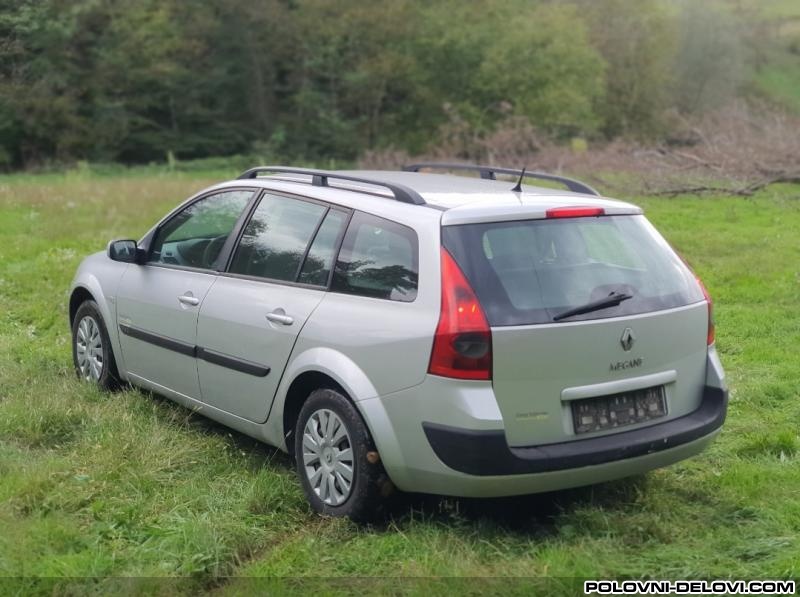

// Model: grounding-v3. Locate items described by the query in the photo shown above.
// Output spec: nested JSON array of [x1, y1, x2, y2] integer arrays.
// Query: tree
[[580, 0, 677, 137], [475, 3, 606, 136], [672, 0, 747, 114]]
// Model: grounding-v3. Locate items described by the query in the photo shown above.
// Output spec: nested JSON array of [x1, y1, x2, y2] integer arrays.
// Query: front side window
[[229, 193, 327, 282], [332, 212, 418, 302], [148, 190, 253, 270]]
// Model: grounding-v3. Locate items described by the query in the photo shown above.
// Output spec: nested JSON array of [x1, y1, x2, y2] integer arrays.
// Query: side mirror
[[107, 239, 144, 264]]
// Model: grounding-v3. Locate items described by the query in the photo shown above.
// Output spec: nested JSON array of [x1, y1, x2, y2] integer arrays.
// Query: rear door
[[442, 214, 708, 447], [117, 189, 254, 398], [195, 193, 349, 422]]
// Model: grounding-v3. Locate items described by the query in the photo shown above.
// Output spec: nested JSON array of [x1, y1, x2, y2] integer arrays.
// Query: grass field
[[0, 171, 798, 595]]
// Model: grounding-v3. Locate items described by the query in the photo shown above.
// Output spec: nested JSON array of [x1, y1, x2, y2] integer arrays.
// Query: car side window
[[332, 212, 418, 302], [148, 190, 252, 270], [229, 193, 327, 282], [297, 209, 348, 286]]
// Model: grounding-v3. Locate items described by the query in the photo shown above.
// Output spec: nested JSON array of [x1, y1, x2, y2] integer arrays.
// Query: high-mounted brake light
[[545, 206, 605, 219], [428, 248, 492, 380]]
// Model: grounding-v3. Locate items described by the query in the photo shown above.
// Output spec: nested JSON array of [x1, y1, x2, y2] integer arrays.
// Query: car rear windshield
[[441, 215, 704, 326]]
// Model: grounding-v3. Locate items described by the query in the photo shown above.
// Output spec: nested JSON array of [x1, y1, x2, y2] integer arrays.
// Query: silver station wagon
[[69, 164, 727, 520]]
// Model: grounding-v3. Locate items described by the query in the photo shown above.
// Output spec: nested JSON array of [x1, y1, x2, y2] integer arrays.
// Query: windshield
[[441, 215, 704, 326]]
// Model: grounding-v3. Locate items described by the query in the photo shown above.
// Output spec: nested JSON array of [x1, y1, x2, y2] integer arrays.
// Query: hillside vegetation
[[1, 0, 798, 170]]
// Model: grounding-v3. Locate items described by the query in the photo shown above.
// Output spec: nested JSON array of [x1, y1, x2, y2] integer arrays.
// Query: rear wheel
[[72, 300, 120, 391], [294, 388, 387, 521]]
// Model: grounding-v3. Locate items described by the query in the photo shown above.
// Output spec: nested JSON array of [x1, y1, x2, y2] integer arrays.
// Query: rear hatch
[[442, 212, 709, 447]]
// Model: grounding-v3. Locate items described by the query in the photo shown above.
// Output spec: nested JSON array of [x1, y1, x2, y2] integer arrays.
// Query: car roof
[[211, 169, 642, 226], [341, 171, 642, 225]]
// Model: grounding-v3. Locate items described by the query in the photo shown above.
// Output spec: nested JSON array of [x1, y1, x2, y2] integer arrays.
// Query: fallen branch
[[740, 172, 800, 193], [645, 171, 800, 197], [646, 184, 750, 197]]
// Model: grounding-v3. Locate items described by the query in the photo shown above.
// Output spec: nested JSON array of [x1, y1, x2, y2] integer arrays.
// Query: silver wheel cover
[[75, 315, 103, 381], [302, 408, 354, 506]]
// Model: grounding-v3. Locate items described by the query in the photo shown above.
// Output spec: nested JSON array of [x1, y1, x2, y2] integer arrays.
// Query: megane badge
[[620, 328, 636, 351]]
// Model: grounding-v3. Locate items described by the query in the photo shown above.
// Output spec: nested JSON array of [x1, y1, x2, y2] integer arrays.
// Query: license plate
[[571, 386, 667, 435]]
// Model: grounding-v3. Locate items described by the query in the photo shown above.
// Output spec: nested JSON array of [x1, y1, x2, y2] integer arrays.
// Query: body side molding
[[119, 324, 269, 377]]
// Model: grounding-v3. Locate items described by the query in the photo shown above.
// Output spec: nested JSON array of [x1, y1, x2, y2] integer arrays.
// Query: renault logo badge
[[620, 328, 636, 351]]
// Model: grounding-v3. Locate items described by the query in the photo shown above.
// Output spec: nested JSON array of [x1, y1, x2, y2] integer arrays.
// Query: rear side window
[[443, 215, 703, 326], [332, 212, 418, 302], [298, 209, 348, 286], [229, 193, 326, 282]]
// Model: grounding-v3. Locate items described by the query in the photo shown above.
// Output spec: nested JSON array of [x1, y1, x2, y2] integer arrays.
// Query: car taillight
[[697, 277, 715, 345], [428, 247, 492, 380], [676, 252, 715, 346], [545, 206, 605, 218]]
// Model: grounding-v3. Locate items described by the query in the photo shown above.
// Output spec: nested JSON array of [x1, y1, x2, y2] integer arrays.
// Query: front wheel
[[71, 300, 120, 391], [294, 388, 388, 521]]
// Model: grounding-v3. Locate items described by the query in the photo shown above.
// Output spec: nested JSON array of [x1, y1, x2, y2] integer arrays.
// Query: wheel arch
[[282, 371, 347, 456], [269, 346, 382, 454], [69, 285, 95, 327]]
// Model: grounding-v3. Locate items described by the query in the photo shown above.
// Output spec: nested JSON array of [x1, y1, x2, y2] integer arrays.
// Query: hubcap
[[75, 316, 103, 381], [302, 409, 354, 506]]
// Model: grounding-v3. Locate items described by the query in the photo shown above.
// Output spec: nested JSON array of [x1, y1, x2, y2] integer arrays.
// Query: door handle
[[266, 308, 294, 326], [178, 293, 200, 306]]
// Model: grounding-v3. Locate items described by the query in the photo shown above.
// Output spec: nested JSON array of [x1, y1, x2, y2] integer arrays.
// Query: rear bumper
[[422, 385, 727, 476], [358, 347, 726, 497]]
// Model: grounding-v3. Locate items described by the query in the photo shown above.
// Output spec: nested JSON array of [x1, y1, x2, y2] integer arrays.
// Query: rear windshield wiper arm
[[553, 292, 634, 322]]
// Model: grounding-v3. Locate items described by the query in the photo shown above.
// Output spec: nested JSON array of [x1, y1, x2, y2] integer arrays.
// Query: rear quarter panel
[[264, 213, 442, 447]]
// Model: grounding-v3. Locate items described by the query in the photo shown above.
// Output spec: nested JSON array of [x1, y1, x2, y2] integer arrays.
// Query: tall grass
[[0, 173, 798, 595]]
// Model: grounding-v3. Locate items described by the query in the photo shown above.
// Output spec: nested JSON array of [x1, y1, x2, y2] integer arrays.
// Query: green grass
[[1, 173, 799, 595], [754, 51, 800, 114]]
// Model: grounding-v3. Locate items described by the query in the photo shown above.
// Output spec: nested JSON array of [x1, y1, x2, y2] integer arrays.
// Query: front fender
[[69, 252, 129, 379]]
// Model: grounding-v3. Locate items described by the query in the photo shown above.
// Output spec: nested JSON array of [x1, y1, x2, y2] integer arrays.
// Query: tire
[[294, 388, 388, 521], [71, 299, 120, 391]]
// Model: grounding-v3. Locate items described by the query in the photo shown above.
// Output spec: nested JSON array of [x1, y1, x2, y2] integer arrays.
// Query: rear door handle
[[178, 293, 200, 306], [266, 308, 294, 326]]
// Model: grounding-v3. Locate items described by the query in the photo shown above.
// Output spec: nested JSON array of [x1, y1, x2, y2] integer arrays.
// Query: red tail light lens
[[428, 248, 492, 380], [546, 206, 605, 219], [676, 252, 715, 346], [697, 277, 715, 345]]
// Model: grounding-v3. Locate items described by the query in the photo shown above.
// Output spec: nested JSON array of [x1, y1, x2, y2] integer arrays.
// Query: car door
[[195, 192, 349, 422], [116, 189, 254, 399]]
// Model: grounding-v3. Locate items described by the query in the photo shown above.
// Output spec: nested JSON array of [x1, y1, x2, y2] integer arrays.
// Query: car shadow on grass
[[144, 390, 295, 472], [385, 475, 650, 537], [145, 389, 651, 535]]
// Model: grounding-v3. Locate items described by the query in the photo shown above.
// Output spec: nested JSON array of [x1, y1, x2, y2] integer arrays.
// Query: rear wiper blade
[[553, 292, 634, 322]]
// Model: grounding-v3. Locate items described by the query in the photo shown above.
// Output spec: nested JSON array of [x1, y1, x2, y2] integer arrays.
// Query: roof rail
[[236, 166, 426, 206], [402, 162, 599, 196]]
